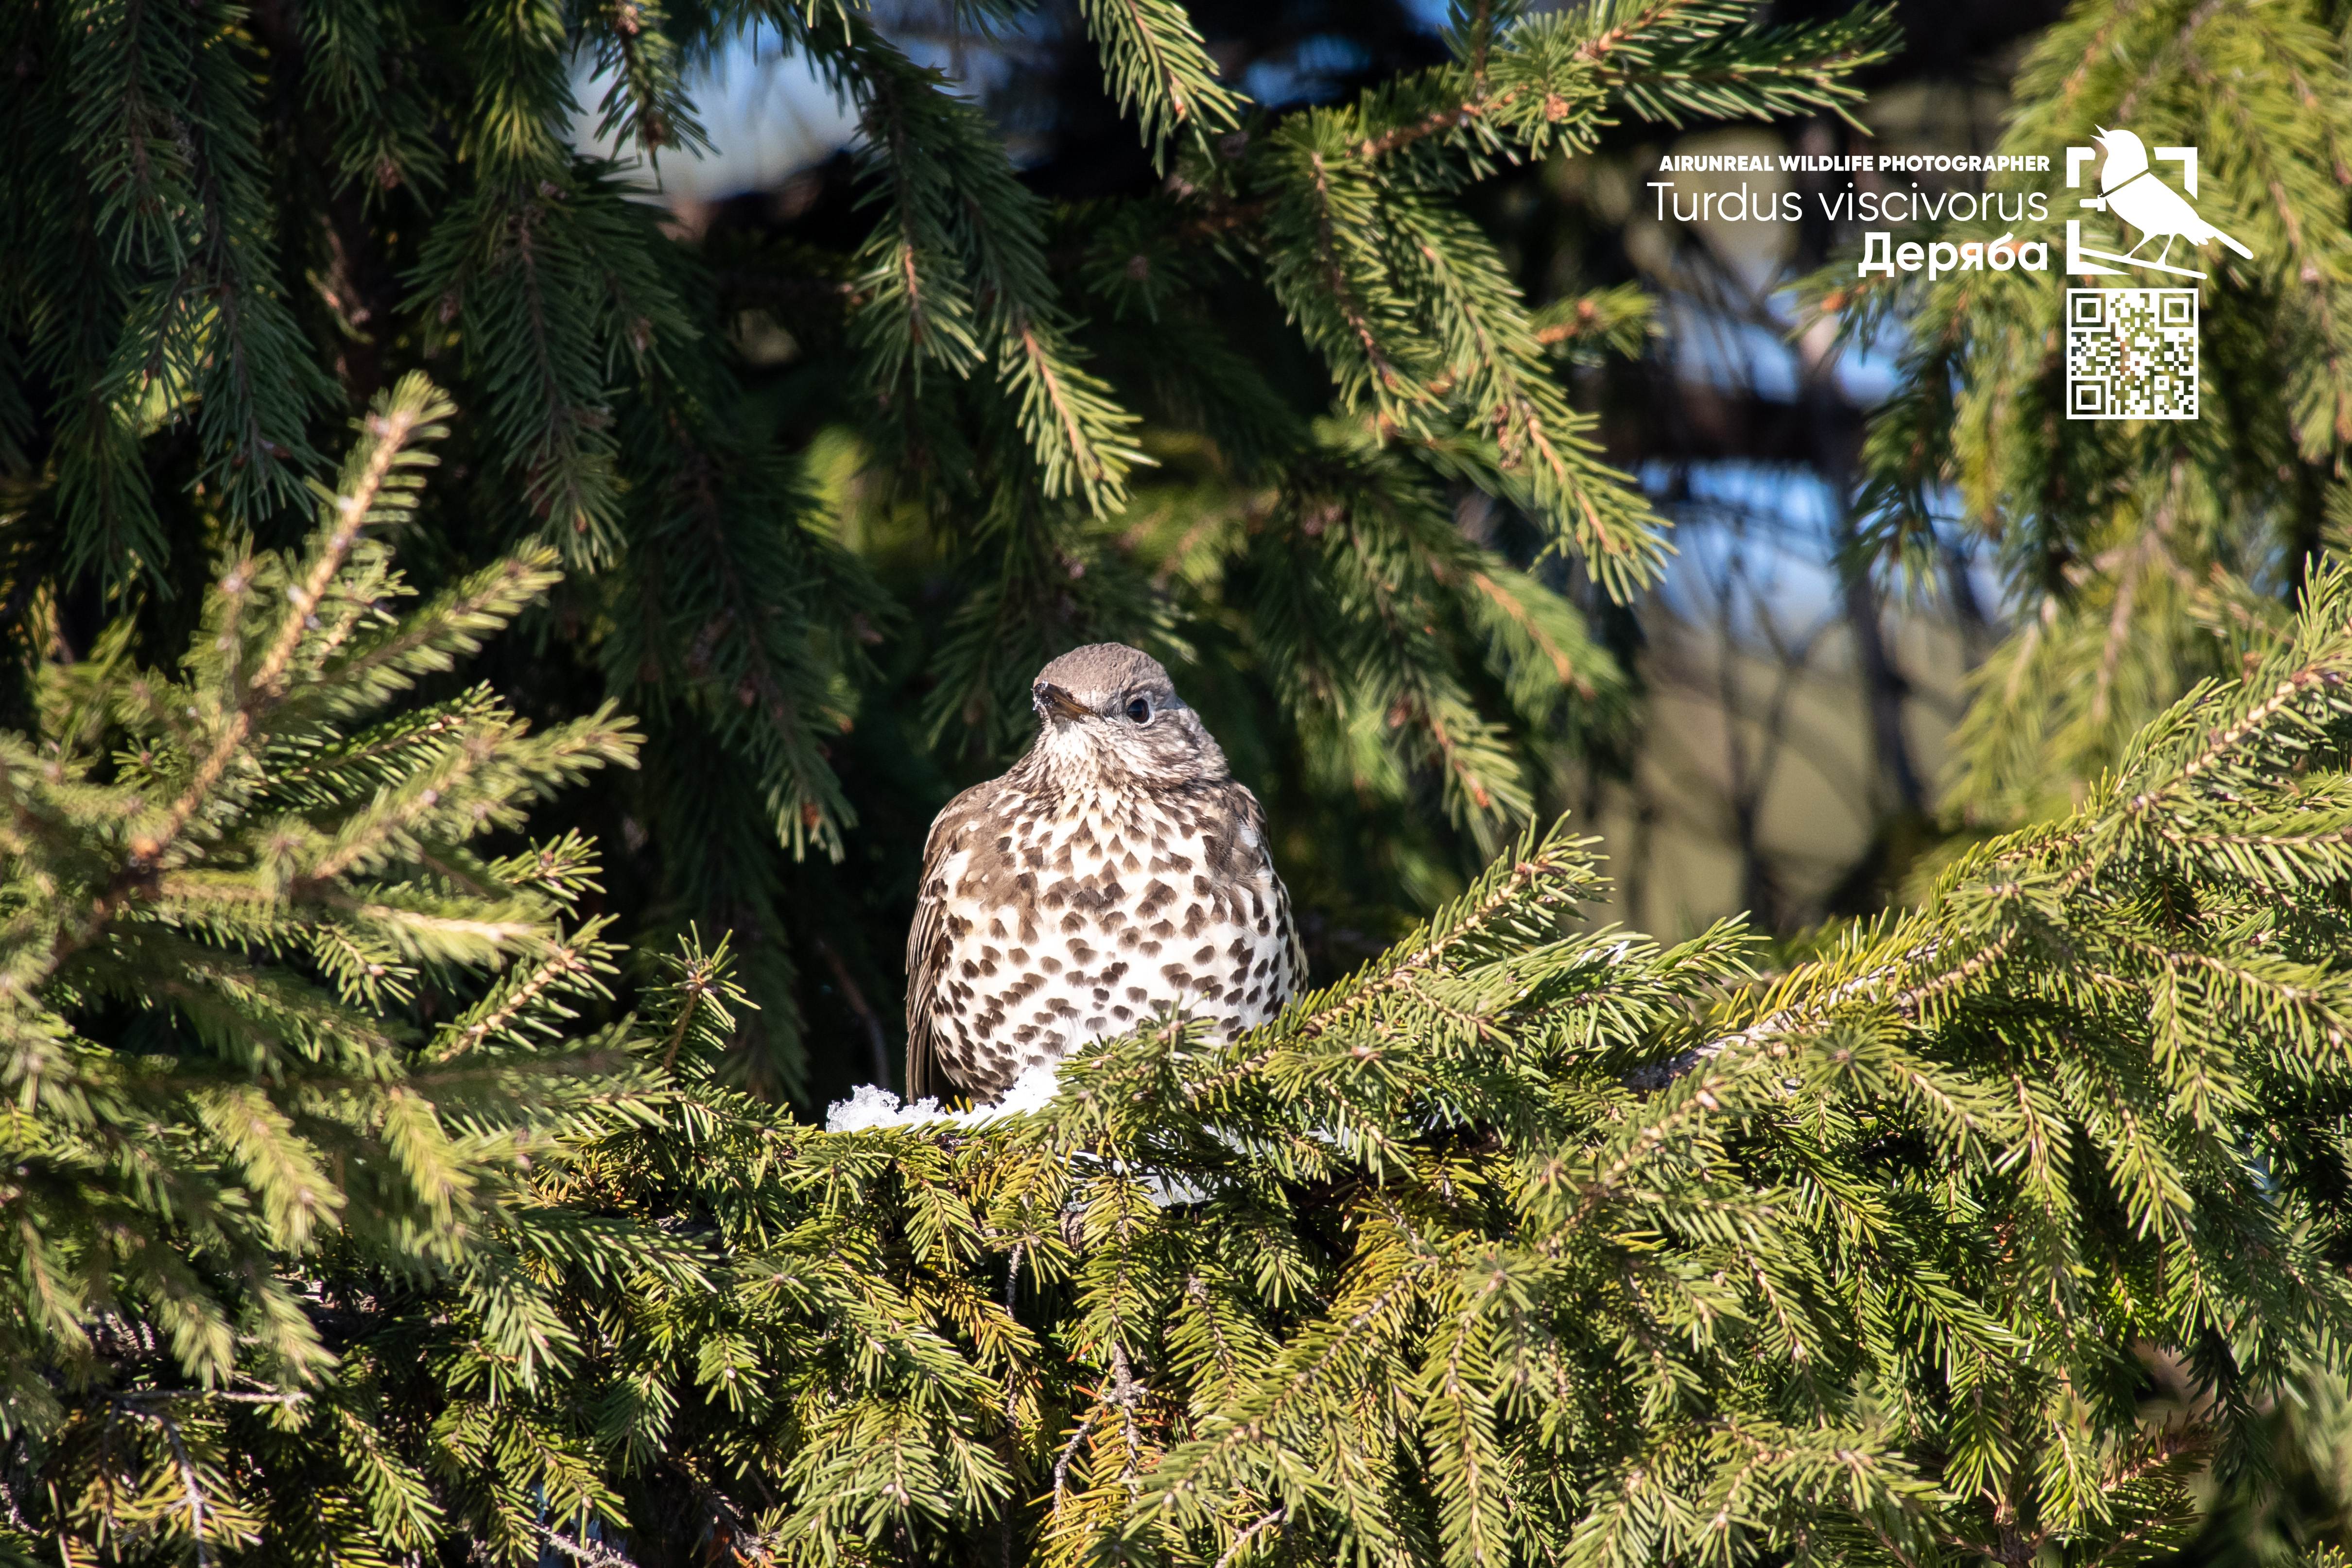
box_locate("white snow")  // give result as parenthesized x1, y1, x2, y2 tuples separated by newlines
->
(822, 1082, 938, 1133)
(823, 1059, 1065, 1133)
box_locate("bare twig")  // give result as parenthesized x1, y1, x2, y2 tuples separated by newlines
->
(537, 1525, 639, 1568)
(1051, 1409, 1099, 1510)
(814, 934, 892, 1086)
(158, 1413, 211, 1568)
(1107, 1341, 1145, 1497)
(1213, 1507, 1287, 1568)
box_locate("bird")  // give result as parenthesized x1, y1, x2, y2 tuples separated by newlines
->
(904, 643, 1304, 1101)
(2093, 127, 2252, 266)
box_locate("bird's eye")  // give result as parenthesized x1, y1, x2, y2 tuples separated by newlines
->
(1125, 696, 1152, 724)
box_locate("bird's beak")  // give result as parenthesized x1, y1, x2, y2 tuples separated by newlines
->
(1032, 681, 1090, 722)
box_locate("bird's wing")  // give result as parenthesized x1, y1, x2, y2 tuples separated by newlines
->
(2150, 182, 2203, 230)
(1205, 779, 1306, 1001)
(905, 776, 1005, 1102)
(2135, 182, 2255, 258)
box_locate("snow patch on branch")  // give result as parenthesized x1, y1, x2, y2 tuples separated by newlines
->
(824, 1059, 1064, 1132)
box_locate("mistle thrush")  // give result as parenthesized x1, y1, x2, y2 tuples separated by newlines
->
(905, 643, 1303, 1100)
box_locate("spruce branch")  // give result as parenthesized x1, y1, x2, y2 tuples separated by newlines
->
(0, 378, 655, 1489)
(1076, 0, 1246, 170)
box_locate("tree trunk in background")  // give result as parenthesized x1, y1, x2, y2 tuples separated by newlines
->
(1799, 322, 1926, 816)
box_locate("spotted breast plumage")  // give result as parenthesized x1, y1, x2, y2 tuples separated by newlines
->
(905, 643, 1303, 1100)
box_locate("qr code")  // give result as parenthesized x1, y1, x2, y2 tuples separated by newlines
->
(2065, 288, 2197, 420)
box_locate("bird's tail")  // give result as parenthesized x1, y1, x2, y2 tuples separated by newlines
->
(2216, 227, 2254, 259)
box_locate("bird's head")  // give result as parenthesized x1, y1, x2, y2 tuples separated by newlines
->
(1028, 642, 1228, 788)
(2093, 126, 2148, 174)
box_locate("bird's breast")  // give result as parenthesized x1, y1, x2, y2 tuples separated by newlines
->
(923, 786, 1297, 1097)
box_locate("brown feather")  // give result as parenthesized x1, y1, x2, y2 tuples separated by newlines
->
(903, 775, 1004, 1102)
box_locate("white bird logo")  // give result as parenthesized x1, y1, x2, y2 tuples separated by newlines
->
(2092, 127, 2252, 266)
